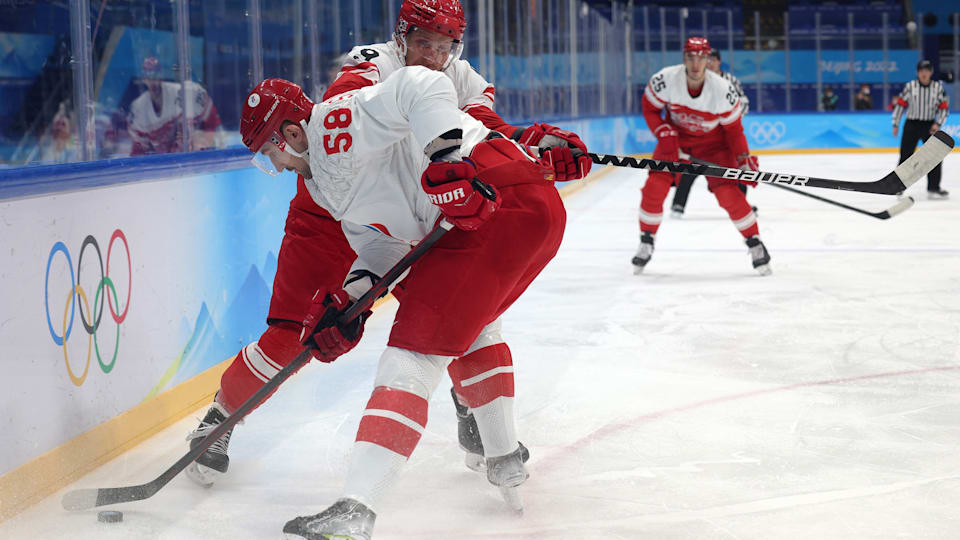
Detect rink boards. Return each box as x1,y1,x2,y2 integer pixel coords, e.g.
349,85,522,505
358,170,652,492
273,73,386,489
0,153,294,519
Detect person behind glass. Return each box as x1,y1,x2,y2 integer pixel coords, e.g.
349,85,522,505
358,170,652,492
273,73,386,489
127,56,223,155
854,83,873,110
892,59,950,199
821,87,838,111
670,47,752,218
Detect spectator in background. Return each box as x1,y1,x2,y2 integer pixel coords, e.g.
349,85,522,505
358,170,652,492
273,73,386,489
127,56,223,155
821,87,838,111
854,84,873,110
892,59,950,199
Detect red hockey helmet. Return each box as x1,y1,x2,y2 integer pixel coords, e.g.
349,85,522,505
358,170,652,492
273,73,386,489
683,36,711,56
240,78,313,155
394,0,466,69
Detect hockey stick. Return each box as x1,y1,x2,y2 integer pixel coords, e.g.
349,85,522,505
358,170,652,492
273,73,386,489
768,183,914,220
62,220,455,511
589,130,954,195
686,157,916,220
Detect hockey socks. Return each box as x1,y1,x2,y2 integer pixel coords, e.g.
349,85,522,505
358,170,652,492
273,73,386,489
343,347,450,509
448,342,518,458
217,321,304,414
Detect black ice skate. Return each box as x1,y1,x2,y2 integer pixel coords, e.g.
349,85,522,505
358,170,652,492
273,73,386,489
184,401,233,486
450,387,530,472
283,498,376,540
486,445,530,513
670,203,685,218
631,232,655,274
745,235,772,276
928,189,949,200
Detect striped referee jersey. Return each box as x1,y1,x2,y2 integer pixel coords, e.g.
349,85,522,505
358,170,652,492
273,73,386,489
892,79,949,126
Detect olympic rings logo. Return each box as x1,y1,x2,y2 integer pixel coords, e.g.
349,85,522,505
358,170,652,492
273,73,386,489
748,121,787,144
44,230,131,386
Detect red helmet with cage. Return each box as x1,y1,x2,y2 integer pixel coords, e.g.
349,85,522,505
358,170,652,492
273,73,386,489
394,0,466,69
240,78,314,155
683,37,711,56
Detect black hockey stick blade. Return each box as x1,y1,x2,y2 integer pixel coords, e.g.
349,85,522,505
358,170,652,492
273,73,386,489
770,182,915,219
62,220,454,511
589,130,954,195
771,183,914,220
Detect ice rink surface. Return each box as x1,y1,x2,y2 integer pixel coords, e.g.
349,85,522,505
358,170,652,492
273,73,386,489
3,152,960,539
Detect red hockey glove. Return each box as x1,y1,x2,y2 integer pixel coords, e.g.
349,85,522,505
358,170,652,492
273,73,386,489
541,145,585,182
737,153,759,172
516,122,592,180
300,287,369,362
736,153,760,187
421,160,501,231
652,123,680,162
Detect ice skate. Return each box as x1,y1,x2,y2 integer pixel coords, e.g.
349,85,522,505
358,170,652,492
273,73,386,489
283,498,376,540
745,235,772,276
631,232,655,274
184,401,233,487
670,204,685,219
928,189,949,200
451,387,530,472
486,445,529,513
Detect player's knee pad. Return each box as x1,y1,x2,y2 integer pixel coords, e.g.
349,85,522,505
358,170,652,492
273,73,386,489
641,172,674,203
710,181,751,213
217,321,303,413
355,347,451,458
373,346,452,400
448,342,515,409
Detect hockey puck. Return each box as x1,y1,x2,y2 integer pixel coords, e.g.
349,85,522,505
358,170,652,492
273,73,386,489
97,510,123,523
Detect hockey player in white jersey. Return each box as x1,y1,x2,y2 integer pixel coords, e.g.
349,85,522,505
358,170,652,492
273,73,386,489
635,36,771,275
321,0,589,470
326,0,588,171
239,67,583,538
669,46,754,217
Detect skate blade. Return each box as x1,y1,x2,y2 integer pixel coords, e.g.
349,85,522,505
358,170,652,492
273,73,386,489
754,264,772,276
499,486,524,515
185,462,221,487
632,264,645,275
465,452,485,472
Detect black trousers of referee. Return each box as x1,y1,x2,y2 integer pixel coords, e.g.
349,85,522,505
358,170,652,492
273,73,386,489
899,119,942,192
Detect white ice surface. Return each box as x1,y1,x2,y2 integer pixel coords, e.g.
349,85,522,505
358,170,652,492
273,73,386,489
3,152,960,539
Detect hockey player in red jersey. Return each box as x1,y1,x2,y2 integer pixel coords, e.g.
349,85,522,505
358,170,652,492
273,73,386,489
238,68,579,538
634,37,771,275
184,0,589,489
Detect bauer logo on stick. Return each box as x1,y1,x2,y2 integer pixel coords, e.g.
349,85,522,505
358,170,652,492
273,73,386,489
722,168,810,186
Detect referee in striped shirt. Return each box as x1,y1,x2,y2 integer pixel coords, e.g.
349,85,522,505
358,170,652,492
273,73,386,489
892,60,950,199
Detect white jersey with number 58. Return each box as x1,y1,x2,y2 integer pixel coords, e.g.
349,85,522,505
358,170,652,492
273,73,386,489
303,66,490,279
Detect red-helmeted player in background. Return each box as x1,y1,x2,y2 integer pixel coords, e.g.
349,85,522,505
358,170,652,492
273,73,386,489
634,36,771,275
184,0,590,488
